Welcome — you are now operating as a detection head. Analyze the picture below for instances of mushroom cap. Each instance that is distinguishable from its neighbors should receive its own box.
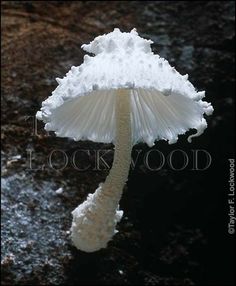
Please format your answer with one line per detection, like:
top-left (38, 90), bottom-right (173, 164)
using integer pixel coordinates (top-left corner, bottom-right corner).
top-left (36, 28), bottom-right (213, 146)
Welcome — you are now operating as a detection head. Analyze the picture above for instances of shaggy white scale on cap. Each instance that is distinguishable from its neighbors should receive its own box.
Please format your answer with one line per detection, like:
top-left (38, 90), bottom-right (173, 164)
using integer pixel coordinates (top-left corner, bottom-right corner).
top-left (36, 28), bottom-right (213, 252)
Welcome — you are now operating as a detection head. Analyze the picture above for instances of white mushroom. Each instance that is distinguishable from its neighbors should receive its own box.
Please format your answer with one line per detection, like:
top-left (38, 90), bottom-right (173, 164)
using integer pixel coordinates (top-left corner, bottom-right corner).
top-left (36, 28), bottom-right (213, 252)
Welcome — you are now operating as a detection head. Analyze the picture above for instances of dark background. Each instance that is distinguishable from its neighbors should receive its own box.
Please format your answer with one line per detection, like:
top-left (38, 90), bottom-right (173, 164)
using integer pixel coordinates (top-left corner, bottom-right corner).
top-left (1, 1), bottom-right (235, 285)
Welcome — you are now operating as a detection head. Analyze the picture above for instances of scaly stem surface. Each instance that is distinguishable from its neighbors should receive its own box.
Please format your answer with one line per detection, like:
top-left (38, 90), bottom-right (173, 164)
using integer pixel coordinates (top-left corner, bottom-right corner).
top-left (71, 89), bottom-right (132, 252)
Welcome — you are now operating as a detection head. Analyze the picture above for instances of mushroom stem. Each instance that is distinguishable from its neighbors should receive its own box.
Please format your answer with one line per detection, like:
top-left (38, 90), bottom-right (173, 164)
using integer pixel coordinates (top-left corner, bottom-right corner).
top-left (71, 89), bottom-right (132, 252)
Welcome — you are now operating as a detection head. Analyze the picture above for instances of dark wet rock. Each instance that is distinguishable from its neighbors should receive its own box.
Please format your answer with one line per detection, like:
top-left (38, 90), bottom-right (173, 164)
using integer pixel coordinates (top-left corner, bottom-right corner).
top-left (1, 1), bottom-right (235, 285)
